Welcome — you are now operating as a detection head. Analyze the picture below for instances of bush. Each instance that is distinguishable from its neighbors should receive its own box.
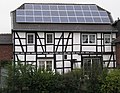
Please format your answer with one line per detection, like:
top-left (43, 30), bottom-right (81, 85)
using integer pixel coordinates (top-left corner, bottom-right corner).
top-left (100, 69), bottom-right (120, 93)
top-left (5, 62), bottom-right (120, 93)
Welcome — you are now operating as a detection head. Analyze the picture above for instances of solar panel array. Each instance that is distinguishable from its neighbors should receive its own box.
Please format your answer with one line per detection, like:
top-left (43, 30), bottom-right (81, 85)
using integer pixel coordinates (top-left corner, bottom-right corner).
top-left (16, 4), bottom-right (111, 23)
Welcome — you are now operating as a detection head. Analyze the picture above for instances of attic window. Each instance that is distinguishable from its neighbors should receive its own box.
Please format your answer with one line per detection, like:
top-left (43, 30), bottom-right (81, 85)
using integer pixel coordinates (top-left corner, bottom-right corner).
top-left (46, 33), bottom-right (53, 44)
top-left (27, 33), bottom-right (35, 44)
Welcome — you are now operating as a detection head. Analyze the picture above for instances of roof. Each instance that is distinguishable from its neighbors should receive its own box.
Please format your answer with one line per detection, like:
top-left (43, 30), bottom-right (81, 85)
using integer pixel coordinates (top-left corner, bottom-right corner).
top-left (14, 3), bottom-right (113, 24)
top-left (11, 3), bottom-right (116, 32)
top-left (0, 34), bottom-right (12, 44)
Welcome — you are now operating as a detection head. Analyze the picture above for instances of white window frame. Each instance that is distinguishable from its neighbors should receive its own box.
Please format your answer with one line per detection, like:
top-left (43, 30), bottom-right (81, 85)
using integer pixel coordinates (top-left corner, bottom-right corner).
top-left (27, 33), bottom-right (35, 44)
top-left (104, 34), bottom-right (111, 44)
top-left (83, 58), bottom-right (101, 75)
top-left (46, 33), bottom-right (53, 44)
top-left (37, 59), bottom-right (54, 71)
top-left (82, 34), bottom-right (96, 44)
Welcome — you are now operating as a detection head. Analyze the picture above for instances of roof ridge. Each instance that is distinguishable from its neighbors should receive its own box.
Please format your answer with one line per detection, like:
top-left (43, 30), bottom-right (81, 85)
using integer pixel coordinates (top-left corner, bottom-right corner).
top-left (23, 3), bottom-right (96, 5)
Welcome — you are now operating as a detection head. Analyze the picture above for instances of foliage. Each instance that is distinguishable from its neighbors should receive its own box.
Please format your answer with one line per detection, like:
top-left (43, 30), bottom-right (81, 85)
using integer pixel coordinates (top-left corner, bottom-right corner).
top-left (100, 69), bottom-right (120, 93)
top-left (3, 62), bottom-right (120, 93)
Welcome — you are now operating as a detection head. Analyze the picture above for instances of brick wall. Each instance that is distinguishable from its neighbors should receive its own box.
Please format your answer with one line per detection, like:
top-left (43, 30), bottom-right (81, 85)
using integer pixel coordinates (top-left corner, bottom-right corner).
top-left (0, 44), bottom-right (13, 61)
top-left (116, 44), bottom-right (120, 67)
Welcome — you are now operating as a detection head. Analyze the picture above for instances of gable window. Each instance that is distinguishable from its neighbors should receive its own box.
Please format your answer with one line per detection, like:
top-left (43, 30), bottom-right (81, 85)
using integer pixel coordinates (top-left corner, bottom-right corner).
top-left (46, 33), bottom-right (53, 44)
top-left (82, 34), bottom-right (96, 44)
top-left (27, 33), bottom-right (35, 44)
top-left (104, 34), bottom-right (111, 44)
top-left (38, 60), bottom-right (53, 71)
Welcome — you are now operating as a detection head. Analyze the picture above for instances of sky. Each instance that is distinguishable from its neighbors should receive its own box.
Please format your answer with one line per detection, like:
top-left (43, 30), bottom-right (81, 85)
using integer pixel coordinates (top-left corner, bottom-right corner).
top-left (0, 0), bottom-right (120, 33)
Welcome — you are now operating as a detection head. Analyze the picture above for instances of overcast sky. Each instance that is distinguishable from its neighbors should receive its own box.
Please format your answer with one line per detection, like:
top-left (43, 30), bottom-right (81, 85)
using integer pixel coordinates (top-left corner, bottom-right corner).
top-left (0, 0), bottom-right (120, 33)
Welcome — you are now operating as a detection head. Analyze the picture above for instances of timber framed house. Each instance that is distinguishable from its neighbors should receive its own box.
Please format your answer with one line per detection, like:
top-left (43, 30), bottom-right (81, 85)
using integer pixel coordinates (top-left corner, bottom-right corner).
top-left (11, 3), bottom-right (117, 74)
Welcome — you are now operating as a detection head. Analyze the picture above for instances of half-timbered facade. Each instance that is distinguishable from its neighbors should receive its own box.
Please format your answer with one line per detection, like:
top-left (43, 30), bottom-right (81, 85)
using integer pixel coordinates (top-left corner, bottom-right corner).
top-left (11, 3), bottom-right (117, 74)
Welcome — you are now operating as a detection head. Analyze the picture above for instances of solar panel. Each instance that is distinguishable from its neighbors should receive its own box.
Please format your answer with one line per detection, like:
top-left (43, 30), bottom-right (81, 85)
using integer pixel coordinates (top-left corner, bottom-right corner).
top-left (16, 4), bottom-right (111, 23)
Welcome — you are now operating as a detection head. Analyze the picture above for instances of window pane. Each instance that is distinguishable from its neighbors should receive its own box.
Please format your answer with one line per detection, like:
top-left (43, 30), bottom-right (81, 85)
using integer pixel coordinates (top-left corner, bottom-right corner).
top-left (83, 59), bottom-right (91, 75)
top-left (28, 34), bottom-right (34, 43)
top-left (82, 35), bottom-right (88, 43)
top-left (89, 35), bottom-right (95, 43)
top-left (47, 34), bottom-right (53, 43)
top-left (104, 34), bottom-right (111, 44)
top-left (46, 61), bottom-right (52, 71)
top-left (39, 61), bottom-right (45, 70)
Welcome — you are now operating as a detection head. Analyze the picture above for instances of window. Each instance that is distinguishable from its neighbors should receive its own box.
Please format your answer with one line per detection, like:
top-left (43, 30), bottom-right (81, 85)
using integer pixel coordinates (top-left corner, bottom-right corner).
top-left (46, 33), bottom-right (53, 44)
top-left (83, 58), bottom-right (102, 75)
top-left (82, 34), bottom-right (96, 44)
top-left (38, 60), bottom-right (53, 71)
top-left (104, 34), bottom-right (111, 44)
top-left (27, 33), bottom-right (35, 44)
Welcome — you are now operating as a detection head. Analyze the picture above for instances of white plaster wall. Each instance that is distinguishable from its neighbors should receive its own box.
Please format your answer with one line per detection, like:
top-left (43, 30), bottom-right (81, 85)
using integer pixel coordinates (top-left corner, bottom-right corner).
top-left (37, 39), bottom-right (45, 45)
top-left (55, 39), bottom-right (62, 45)
top-left (55, 33), bottom-right (62, 38)
top-left (97, 33), bottom-right (101, 38)
top-left (37, 55), bottom-right (45, 57)
top-left (15, 46), bottom-right (26, 52)
top-left (15, 32), bottom-right (26, 38)
top-left (37, 46), bottom-right (43, 52)
top-left (65, 46), bottom-right (72, 51)
top-left (64, 39), bottom-right (72, 45)
top-left (56, 62), bottom-right (63, 68)
top-left (73, 45), bottom-right (80, 51)
top-left (82, 46), bottom-right (96, 52)
top-left (73, 54), bottom-right (81, 61)
top-left (55, 46), bottom-right (62, 52)
top-left (26, 55), bottom-right (36, 61)
top-left (56, 55), bottom-right (62, 60)
top-left (15, 55), bottom-right (25, 61)
top-left (103, 55), bottom-right (111, 60)
top-left (27, 46), bottom-right (34, 52)
top-left (46, 55), bottom-right (53, 57)
top-left (97, 47), bottom-right (101, 52)
top-left (37, 32), bottom-right (44, 38)
top-left (105, 46), bottom-right (111, 52)
top-left (64, 61), bottom-right (71, 67)
top-left (46, 45), bottom-right (53, 52)
top-left (73, 33), bottom-right (80, 44)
